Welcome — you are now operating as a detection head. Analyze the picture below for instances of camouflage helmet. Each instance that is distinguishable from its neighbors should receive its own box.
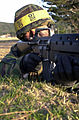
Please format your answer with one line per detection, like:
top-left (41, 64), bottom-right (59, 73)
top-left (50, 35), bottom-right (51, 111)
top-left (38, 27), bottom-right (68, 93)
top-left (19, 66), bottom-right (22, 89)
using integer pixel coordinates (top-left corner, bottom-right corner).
top-left (14, 4), bottom-right (54, 40)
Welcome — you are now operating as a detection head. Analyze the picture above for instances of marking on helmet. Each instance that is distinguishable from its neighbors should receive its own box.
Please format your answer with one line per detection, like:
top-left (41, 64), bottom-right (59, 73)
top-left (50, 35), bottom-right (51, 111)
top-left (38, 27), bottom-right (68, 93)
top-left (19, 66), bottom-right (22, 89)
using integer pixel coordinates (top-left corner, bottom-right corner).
top-left (16, 19), bottom-right (23, 29)
top-left (28, 13), bottom-right (36, 21)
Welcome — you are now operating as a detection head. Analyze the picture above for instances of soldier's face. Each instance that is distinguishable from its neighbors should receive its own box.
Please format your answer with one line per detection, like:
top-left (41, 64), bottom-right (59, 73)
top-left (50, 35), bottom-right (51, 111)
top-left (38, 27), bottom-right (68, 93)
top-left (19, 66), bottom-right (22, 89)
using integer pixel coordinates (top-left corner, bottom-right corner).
top-left (25, 25), bottom-right (50, 40)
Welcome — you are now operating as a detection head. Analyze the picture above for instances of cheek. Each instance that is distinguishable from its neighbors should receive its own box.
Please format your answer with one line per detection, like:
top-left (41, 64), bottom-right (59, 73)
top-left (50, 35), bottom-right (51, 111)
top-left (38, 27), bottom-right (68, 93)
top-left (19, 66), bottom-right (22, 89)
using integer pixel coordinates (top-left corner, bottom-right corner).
top-left (25, 32), bottom-right (30, 39)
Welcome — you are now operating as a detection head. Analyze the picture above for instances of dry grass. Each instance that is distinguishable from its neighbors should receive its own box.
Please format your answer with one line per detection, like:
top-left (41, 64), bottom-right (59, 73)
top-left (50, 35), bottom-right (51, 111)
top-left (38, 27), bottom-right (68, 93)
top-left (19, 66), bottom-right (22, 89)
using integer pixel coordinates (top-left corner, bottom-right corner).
top-left (0, 37), bottom-right (18, 40)
top-left (0, 48), bottom-right (10, 61)
top-left (0, 40), bottom-right (17, 61)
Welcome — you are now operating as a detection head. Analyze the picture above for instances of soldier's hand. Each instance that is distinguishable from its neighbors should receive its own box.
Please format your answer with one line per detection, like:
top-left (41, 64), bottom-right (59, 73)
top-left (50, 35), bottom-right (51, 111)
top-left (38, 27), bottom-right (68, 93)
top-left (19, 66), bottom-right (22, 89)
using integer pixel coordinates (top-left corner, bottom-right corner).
top-left (20, 53), bottom-right (42, 73)
top-left (53, 55), bottom-right (79, 86)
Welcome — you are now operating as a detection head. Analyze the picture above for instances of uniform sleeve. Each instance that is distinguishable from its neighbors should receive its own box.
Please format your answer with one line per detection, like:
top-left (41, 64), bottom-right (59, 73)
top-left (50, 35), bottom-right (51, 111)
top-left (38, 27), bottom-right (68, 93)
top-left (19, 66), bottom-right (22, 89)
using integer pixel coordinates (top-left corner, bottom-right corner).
top-left (0, 40), bottom-right (34, 78)
top-left (0, 51), bottom-right (23, 77)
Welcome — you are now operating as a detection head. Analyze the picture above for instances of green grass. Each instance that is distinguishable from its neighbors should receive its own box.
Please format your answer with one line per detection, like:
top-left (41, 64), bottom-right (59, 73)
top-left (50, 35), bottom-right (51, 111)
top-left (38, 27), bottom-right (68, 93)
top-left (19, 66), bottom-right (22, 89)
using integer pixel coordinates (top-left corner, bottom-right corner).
top-left (0, 76), bottom-right (79, 120)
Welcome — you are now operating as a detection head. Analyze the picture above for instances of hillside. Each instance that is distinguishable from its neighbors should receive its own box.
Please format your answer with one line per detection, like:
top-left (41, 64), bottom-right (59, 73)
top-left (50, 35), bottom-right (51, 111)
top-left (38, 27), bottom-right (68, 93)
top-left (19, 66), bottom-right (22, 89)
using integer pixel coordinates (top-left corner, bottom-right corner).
top-left (0, 22), bottom-right (16, 36)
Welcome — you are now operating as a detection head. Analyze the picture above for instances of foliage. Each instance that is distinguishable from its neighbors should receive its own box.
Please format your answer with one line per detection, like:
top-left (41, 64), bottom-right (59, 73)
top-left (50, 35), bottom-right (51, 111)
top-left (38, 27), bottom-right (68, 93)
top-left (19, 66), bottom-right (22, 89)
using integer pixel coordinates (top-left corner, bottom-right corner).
top-left (42, 0), bottom-right (79, 33)
top-left (0, 76), bottom-right (79, 120)
top-left (0, 22), bottom-right (16, 36)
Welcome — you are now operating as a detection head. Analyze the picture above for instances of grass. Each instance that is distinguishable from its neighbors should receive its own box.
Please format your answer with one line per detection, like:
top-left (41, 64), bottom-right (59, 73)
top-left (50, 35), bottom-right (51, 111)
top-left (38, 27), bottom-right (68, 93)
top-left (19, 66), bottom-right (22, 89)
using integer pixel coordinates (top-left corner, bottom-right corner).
top-left (0, 76), bottom-right (79, 120)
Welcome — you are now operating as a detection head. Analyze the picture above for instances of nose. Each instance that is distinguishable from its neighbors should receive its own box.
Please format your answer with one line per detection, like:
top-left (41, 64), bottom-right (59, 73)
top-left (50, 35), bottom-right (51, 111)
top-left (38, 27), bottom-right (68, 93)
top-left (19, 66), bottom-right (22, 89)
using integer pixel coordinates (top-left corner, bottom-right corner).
top-left (30, 30), bottom-right (35, 37)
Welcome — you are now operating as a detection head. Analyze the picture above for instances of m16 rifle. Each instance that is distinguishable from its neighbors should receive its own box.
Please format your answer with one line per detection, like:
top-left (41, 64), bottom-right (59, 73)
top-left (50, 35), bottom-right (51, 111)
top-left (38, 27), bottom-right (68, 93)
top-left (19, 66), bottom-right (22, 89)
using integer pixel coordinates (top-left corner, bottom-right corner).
top-left (17, 28), bottom-right (79, 82)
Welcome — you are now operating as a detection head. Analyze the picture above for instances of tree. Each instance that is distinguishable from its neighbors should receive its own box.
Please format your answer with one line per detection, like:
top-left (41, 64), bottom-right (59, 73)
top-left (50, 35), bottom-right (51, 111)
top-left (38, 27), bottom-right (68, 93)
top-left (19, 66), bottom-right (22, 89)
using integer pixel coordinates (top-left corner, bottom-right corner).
top-left (42, 0), bottom-right (79, 33)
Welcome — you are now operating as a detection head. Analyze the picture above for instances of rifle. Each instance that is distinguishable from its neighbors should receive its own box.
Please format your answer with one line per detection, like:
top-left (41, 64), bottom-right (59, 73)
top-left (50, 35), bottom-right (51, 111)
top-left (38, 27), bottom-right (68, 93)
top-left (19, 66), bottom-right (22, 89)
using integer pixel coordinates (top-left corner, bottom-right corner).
top-left (17, 28), bottom-right (79, 82)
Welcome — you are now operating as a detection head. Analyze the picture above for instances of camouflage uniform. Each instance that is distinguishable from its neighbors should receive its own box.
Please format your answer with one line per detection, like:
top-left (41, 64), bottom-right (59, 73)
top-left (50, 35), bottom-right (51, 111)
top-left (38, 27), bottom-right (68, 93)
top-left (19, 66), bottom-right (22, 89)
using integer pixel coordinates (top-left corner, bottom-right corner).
top-left (0, 41), bottom-right (43, 78)
top-left (0, 43), bottom-right (22, 77)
